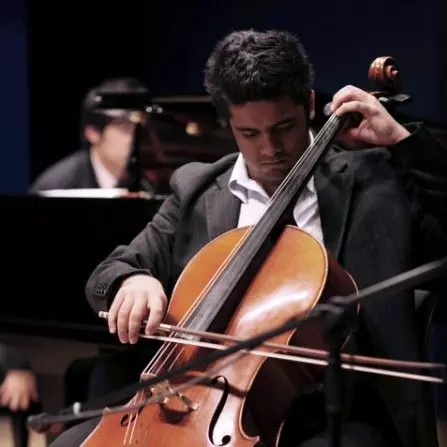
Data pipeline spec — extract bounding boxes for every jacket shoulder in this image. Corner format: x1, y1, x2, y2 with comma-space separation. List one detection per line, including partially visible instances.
30, 150, 90, 192
169, 153, 238, 197
323, 143, 393, 177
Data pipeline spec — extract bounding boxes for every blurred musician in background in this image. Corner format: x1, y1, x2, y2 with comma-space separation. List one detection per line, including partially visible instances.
29, 77, 154, 193
0, 344, 40, 447
29, 78, 160, 417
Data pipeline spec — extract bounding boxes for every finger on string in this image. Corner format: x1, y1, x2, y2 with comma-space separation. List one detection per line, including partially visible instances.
334, 100, 372, 118
331, 85, 373, 111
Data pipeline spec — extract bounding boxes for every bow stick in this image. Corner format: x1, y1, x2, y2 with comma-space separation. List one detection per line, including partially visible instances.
98, 314, 445, 373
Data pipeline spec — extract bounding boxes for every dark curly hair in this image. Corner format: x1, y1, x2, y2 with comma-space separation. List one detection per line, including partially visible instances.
204, 29, 314, 119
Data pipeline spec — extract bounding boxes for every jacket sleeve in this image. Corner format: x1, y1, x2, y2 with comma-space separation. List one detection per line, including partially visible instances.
388, 123, 447, 266
0, 344, 31, 384
85, 188, 181, 314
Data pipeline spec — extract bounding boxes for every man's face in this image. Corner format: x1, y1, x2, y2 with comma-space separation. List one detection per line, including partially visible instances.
228, 94, 314, 195
86, 117, 135, 176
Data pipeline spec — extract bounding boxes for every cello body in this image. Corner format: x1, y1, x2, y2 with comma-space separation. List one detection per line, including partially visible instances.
82, 225, 357, 447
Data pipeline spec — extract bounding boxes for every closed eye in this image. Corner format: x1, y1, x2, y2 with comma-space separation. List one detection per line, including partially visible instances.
275, 123, 295, 132
240, 130, 259, 138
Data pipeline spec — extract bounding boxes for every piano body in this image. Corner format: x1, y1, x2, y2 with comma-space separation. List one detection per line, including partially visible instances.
0, 194, 165, 343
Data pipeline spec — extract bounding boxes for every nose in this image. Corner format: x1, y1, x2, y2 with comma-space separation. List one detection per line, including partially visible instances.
260, 132, 281, 156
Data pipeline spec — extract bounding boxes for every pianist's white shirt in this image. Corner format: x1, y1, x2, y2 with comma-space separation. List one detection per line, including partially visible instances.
90, 150, 118, 189
228, 131, 324, 244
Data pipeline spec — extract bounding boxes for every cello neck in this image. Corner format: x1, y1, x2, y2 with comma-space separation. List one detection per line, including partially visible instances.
260, 112, 347, 229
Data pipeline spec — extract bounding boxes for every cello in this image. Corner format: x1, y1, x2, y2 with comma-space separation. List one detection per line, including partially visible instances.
81, 56, 410, 447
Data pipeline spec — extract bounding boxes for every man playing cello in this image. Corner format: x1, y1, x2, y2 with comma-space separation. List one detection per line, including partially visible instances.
51, 29, 447, 447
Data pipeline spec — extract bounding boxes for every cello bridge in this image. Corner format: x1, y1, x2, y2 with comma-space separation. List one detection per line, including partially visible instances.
149, 380, 199, 412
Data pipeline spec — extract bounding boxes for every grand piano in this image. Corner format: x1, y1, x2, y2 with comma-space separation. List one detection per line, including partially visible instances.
0, 96, 238, 344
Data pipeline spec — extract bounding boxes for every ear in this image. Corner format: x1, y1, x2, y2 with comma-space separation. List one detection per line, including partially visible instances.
308, 90, 316, 121
84, 125, 102, 145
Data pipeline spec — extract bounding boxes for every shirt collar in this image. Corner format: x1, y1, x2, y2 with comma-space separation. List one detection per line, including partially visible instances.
90, 150, 118, 189
228, 130, 316, 204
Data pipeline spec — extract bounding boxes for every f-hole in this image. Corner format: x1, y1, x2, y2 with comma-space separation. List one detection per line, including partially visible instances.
208, 376, 232, 446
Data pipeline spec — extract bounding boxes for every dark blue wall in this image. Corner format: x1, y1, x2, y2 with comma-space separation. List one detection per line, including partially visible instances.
150, 0, 444, 124
9, 0, 447, 192
0, 0, 27, 194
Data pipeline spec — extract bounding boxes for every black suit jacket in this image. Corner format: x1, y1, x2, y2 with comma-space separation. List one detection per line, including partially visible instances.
85, 123, 447, 447
0, 344, 31, 384
29, 149, 155, 193
29, 150, 99, 192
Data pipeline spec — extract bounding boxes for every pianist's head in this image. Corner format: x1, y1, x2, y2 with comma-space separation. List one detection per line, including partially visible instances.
81, 78, 148, 180
204, 29, 315, 196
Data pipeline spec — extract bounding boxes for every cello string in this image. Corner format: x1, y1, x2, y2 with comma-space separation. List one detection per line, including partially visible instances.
123, 392, 137, 445
141, 222, 259, 376
142, 221, 260, 377
123, 391, 141, 447
128, 388, 146, 445
139, 114, 341, 379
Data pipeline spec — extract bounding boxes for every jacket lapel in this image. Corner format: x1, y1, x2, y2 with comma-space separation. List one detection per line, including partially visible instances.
202, 150, 355, 259
204, 168, 241, 240
315, 152, 355, 260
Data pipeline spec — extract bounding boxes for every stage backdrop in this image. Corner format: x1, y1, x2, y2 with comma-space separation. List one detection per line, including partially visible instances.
148, 0, 444, 124
0, 0, 27, 194
4, 0, 447, 192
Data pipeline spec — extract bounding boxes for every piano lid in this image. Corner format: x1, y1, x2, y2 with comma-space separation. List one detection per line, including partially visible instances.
135, 94, 237, 168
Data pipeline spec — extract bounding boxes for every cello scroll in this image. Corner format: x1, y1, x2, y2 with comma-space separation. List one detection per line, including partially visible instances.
367, 56, 412, 110
323, 55, 411, 117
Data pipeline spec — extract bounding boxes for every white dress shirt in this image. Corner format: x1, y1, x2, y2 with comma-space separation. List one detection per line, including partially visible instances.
90, 150, 118, 189
228, 132, 324, 244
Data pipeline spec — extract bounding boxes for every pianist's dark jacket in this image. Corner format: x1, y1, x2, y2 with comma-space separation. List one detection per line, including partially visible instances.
29, 150, 99, 192
0, 345, 31, 384
29, 149, 155, 193
85, 123, 447, 447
